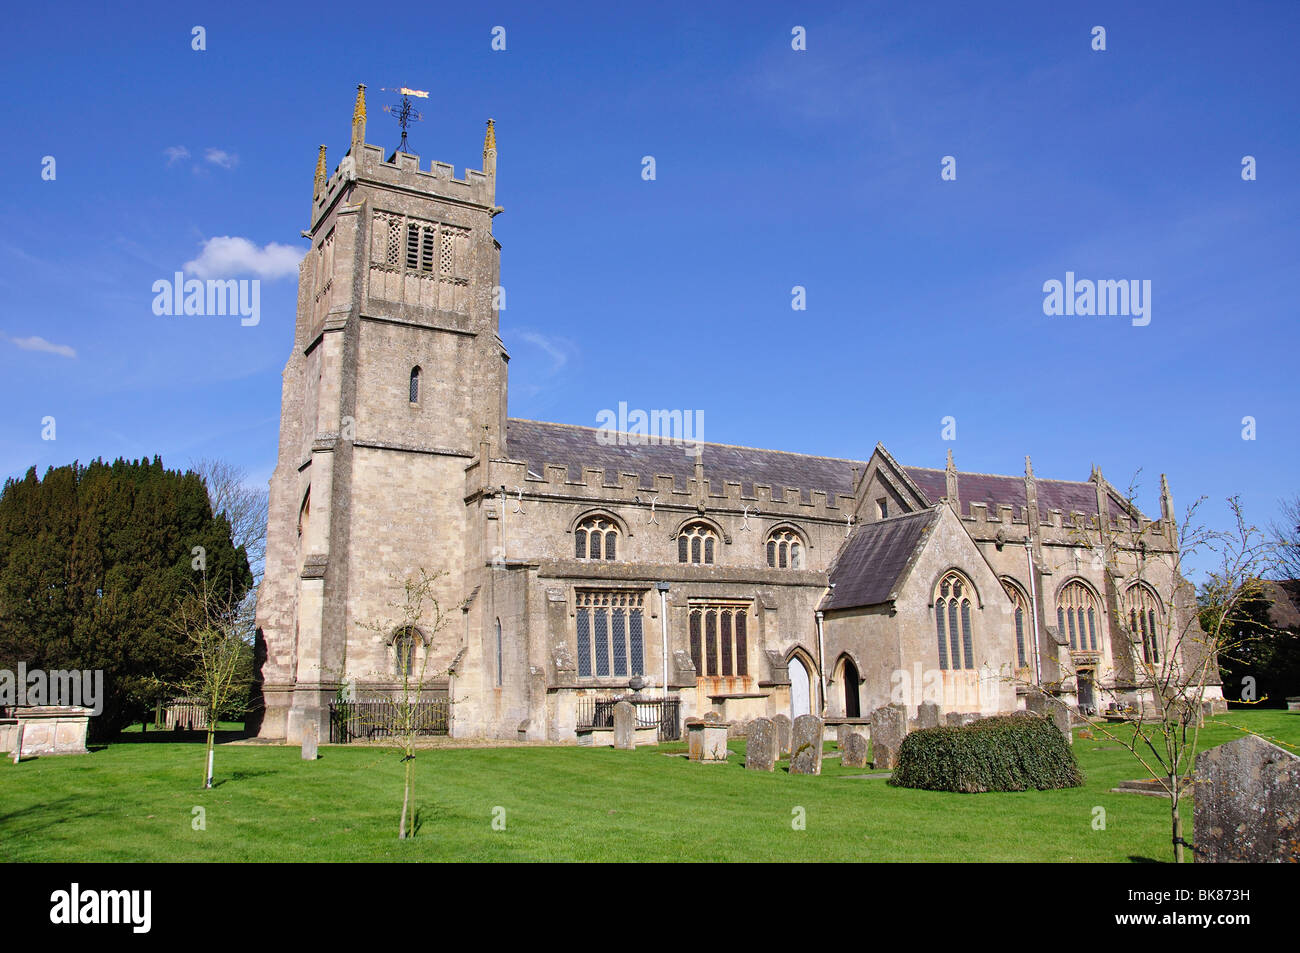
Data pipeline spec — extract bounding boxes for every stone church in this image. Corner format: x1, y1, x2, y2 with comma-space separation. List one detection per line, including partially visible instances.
252, 87, 1221, 744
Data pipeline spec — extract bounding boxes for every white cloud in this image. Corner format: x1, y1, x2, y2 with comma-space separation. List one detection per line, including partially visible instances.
4, 333, 77, 358
183, 236, 305, 280
163, 145, 190, 166
204, 148, 238, 169
516, 330, 573, 371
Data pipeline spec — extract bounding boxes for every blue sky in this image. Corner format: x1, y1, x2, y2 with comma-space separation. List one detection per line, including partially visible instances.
0, 1, 1295, 578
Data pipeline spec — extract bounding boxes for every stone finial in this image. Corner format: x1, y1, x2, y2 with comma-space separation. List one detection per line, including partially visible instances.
483, 118, 497, 172
314, 144, 327, 195
1160, 473, 1175, 523
944, 449, 958, 514
351, 84, 367, 154
1024, 454, 1034, 479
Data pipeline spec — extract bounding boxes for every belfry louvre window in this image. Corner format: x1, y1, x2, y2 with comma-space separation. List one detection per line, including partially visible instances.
1127, 585, 1162, 665
766, 528, 803, 569
575, 515, 618, 560
375, 211, 463, 278
575, 590, 645, 678
678, 522, 717, 565
689, 603, 749, 678
934, 572, 975, 670
1058, 581, 1099, 652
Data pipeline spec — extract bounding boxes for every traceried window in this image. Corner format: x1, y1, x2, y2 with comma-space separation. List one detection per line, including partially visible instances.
575, 590, 644, 678
678, 522, 717, 565
766, 528, 804, 569
575, 515, 619, 560
409, 366, 421, 403
393, 629, 416, 676
1003, 580, 1030, 670
935, 571, 975, 670
689, 603, 749, 678
1057, 581, 1099, 652
1127, 585, 1163, 665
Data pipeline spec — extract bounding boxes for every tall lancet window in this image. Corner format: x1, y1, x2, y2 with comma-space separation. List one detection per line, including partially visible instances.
409, 366, 421, 404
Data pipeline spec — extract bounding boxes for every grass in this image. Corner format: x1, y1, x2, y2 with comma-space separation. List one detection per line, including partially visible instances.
2, 711, 1295, 862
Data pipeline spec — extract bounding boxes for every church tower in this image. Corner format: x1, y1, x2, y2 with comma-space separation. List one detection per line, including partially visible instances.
254, 85, 507, 742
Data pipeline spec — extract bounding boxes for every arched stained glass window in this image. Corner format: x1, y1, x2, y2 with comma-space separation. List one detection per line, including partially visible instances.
1058, 581, 1100, 653
935, 571, 976, 670
678, 522, 717, 565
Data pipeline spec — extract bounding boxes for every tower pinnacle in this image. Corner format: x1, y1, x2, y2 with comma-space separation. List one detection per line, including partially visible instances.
351, 84, 367, 154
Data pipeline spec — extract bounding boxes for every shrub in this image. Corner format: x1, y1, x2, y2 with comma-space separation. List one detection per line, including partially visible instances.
888, 715, 1084, 793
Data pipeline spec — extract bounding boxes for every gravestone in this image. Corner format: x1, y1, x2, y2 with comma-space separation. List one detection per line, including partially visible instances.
840, 732, 869, 768
1025, 693, 1072, 745
301, 719, 318, 761
684, 717, 704, 760
745, 717, 776, 771
613, 700, 637, 750
870, 704, 907, 770
773, 714, 791, 757
789, 714, 824, 775
917, 701, 941, 729
836, 723, 862, 749
1194, 734, 1300, 862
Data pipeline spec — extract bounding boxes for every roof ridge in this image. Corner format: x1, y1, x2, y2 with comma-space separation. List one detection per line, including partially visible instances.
507, 417, 868, 466
905, 463, 1094, 487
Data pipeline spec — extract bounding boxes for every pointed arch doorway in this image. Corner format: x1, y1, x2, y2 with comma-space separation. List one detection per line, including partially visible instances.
841, 657, 861, 718
789, 655, 812, 719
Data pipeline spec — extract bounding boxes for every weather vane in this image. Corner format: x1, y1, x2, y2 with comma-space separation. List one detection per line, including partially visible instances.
381, 87, 429, 154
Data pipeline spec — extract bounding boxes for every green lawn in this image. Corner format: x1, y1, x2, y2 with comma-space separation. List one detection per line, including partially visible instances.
3, 711, 1295, 862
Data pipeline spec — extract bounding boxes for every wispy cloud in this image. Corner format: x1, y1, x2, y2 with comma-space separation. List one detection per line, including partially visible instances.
2, 332, 77, 358
516, 330, 574, 371
204, 148, 238, 170
183, 236, 304, 280
163, 145, 190, 167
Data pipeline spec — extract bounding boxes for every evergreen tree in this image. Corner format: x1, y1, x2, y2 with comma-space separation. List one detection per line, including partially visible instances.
0, 457, 252, 737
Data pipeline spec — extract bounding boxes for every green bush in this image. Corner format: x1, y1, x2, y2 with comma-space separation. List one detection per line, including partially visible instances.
888, 715, 1084, 793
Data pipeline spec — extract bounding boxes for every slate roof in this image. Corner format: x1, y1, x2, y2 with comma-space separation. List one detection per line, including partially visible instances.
506, 418, 1143, 519
903, 467, 1133, 521
821, 509, 939, 611
506, 418, 865, 501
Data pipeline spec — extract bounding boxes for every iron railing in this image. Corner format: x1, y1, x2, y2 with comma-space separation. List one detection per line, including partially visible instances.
575, 695, 681, 742
328, 699, 449, 743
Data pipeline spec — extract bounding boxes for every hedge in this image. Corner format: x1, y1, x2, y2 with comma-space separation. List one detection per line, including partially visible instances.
887, 715, 1084, 793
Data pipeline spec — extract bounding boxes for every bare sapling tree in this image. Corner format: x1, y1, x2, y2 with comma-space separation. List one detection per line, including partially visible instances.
190, 457, 269, 581
172, 572, 255, 789
1023, 486, 1276, 863
358, 568, 460, 840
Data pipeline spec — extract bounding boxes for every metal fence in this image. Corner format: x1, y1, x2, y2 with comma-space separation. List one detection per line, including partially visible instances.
328, 699, 449, 744
575, 695, 681, 742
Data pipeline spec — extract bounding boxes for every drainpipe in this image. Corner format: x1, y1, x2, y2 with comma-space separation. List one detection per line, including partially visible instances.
815, 608, 827, 716
1025, 535, 1042, 686
656, 582, 670, 701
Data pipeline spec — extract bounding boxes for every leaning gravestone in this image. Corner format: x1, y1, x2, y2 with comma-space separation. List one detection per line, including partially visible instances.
870, 704, 908, 770
745, 717, 776, 771
1025, 692, 1072, 745
789, 715, 824, 775
613, 700, 637, 750
841, 732, 869, 768
1194, 734, 1300, 862
917, 701, 941, 729
773, 714, 792, 757
301, 719, 318, 761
